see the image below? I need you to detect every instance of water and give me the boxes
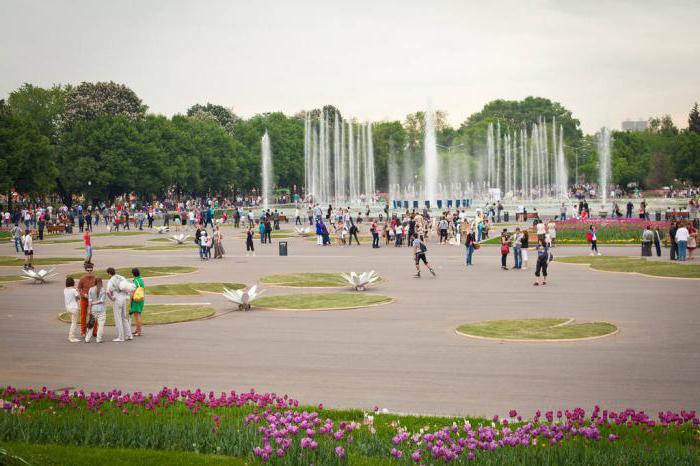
[261,131,273,209]
[303,111,375,204]
[423,100,438,204]
[598,127,612,210]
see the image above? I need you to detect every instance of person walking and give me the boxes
[22,229,34,270]
[11,223,22,253]
[521,228,530,270]
[412,233,436,278]
[106,267,133,341]
[513,227,523,269]
[85,277,106,343]
[500,229,510,270]
[213,226,225,259]
[64,277,81,342]
[295,207,301,225]
[348,217,360,245]
[264,218,272,244]
[653,226,662,257]
[587,225,600,256]
[245,226,255,256]
[130,268,145,337]
[370,219,380,248]
[675,222,689,261]
[438,217,448,244]
[533,239,551,286]
[37,214,45,240]
[465,229,476,266]
[83,228,93,265]
[547,220,557,248]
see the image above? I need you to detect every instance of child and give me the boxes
[64,277,81,342]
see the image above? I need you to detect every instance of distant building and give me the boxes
[621,120,648,132]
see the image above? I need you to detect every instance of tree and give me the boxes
[7,83,69,143]
[403,110,449,151]
[186,103,240,131]
[671,131,700,184]
[659,115,678,136]
[0,101,56,199]
[372,121,407,190]
[62,81,147,130]
[688,102,700,134]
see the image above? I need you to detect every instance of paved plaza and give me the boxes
[0,227,697,417]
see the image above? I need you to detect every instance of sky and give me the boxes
[1,0,698,133]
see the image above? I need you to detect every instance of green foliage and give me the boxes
[187,103,241,131]
[689,102,700,134]
[671,131,700,184]
[372,121,406,190]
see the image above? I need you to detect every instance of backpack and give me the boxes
[419,241,427,253]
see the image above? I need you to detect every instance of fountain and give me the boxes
[303,110,375,204]
[261,131,273,210]
[423,100,438,205]
[597,127,612,216]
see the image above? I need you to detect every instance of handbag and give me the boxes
[500,244,510,255]
[473,242,481,250]
[87,314,95,329]
[132,281,145,302]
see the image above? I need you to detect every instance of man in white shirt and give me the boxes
[22,229,33,269]
[106,267,133,342]
[675,224,689,261]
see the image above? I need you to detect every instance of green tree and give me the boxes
[688,102,700,134]
[0,100,55,200]
[62,81,147,130]
[372,121,407,190]
[7,83,69,143]
[671,131,700,184]
[186,103,240,131]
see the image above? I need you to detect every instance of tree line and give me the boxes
[1,81,698,206]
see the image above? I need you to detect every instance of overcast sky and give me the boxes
[1,0,698,133]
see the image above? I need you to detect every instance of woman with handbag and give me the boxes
[86,278,106,343]
[130,268,145,336]
[500,229,511,270]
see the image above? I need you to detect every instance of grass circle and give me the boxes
[68,266,197,280]
[260,272,381,288]
[456,318,617,341]
[148,282,245,295]
[58,304,214,326]
[253,292,392,311]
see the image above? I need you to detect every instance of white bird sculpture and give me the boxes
[156,226,170,234]
[223,285,264,311]
[21,268,57,284]
[168,233,191,245]
[295,226,312,237]
[341,271,380,291]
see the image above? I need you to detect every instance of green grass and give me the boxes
[37,238,82,244]
[260,272,352,287]
[148,282,245,295]
[0,275,24,282]
[136,244,194,251]
[90,231,150,237]
[147,237,177,242]
[457,318,617,340]
[558,256,700,279]
[58,304,214,325]
[67,266,197,280]
[0,256,83,267]
[254,292,392,310]
[0,442,248,465]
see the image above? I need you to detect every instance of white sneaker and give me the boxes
[597,253,602,256]
[126,336,133,341]
[69,338,81,343]
[112,338,125,342]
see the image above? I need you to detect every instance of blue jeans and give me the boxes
[560,213,567,221]
[372,233,379,248]
[14,237,21,253]
[514,246,522,268]
[466,244,474,265]
[477,224,483,242]
[678,240,687,261]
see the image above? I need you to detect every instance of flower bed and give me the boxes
[529,219,673,244]
[1,386,698,464]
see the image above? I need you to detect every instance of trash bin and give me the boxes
[278,241,288,256]
[504,212,509,222]
[641,242,652,257]
[655,212,661,221]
